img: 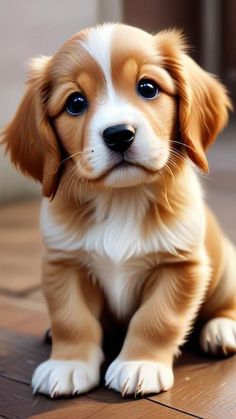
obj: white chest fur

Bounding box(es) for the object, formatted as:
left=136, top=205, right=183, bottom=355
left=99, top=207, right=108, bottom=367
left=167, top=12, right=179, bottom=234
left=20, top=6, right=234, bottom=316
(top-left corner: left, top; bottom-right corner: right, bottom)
left=41, top=177, right=205, bottom=318
left=87, top=252, right=155, bottom=318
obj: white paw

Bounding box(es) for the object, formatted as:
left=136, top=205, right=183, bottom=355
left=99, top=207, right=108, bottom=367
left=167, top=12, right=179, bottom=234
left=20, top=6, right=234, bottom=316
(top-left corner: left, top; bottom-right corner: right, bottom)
left=32, top=350, right=103, bottom=397
left=105, top=358, right=174, bottom=397
left=200, top=317, right=236, bottom=355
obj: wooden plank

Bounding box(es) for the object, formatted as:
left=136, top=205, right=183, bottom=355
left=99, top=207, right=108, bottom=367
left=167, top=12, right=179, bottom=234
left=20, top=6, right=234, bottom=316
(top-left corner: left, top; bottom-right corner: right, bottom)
left=0, top=291, right=46, bottom=313
left=0, top=200, right=42, bottom=294
left=0, top=294, right=49, bottom=336
left=92, top=401, right=193, bottom=419
left=32, top=397, right=189, bottom=419
left=0, top=330, right=50, bottom=384
left=148, top=350, right=236, bottom=419
left=28, top=289, right=47, bottom=305
left=86, top=388, right=199, bottom=418
left=0, top=377, right=104, bottom=419
left=0, top=377, right=189, bottom=419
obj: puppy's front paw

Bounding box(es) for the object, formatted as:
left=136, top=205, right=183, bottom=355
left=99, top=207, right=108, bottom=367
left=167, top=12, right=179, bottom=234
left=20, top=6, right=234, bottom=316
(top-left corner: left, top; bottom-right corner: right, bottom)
left=32, top=350, right=103, bottom=397
left=105, top=358, right=174, bottom=397
left=200, top=317, right=236, bottom=355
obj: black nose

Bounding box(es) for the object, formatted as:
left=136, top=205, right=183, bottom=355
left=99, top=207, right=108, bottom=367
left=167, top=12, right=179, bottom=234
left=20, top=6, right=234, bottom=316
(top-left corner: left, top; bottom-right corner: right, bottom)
left=103, top=124, right=135, bottom=152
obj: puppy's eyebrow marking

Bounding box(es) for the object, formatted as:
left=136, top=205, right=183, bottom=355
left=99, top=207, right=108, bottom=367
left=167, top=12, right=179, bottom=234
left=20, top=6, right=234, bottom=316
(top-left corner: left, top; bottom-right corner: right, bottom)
left=80, top=24, right=115, bottom=93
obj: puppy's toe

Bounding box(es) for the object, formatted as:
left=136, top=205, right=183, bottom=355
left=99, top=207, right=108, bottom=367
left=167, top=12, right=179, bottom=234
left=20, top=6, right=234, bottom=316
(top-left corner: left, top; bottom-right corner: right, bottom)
left=105, top=358, right=174, bottom=397
left=32, top=352, right=103, bottom=397
left=72, top=364, right=97, bottom=395
left=200, top=317, right=236, bottom=356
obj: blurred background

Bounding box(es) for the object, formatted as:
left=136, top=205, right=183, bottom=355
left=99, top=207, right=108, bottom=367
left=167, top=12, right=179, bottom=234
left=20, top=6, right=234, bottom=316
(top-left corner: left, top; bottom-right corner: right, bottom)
left=0, top=0, right=235, bottom=203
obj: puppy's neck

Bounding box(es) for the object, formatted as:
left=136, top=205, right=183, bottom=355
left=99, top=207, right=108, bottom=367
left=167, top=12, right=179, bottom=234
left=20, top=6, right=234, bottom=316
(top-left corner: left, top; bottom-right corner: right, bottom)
left=55, top=163, right=197, bottom=226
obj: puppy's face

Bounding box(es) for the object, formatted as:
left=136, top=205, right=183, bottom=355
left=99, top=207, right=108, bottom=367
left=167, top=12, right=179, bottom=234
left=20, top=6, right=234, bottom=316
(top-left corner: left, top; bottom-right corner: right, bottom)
left=49, top=25, right=177, bottom=190
left=2, top=24, right=231, bottom=197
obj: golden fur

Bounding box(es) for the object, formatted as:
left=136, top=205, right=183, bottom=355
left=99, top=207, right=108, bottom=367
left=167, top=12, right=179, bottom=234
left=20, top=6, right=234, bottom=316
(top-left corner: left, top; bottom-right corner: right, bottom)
left=2, top=24, right=235, bottom=397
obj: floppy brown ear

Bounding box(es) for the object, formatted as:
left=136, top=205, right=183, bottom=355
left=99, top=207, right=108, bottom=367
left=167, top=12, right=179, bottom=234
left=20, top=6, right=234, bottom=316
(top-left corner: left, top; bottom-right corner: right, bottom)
left=1, top=56, right=61, bottom=197
left=156, top=30, right=232, bottom=172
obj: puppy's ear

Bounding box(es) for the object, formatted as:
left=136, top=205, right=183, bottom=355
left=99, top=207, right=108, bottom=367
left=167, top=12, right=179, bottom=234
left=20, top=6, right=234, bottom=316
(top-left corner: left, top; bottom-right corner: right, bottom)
left=1, top=56, right=61, bottom=197
left=157, top=30, right=232, bottom=172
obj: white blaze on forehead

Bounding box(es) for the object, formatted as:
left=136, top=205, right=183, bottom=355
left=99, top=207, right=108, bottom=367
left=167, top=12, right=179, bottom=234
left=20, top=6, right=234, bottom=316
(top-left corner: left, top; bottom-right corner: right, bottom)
left=80, top=24, right=116, bottom=90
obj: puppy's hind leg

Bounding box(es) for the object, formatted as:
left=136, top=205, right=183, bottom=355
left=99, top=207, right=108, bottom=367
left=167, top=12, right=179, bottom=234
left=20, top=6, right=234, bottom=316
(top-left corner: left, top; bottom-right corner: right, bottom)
left=200, top=239, right=236, bottom=356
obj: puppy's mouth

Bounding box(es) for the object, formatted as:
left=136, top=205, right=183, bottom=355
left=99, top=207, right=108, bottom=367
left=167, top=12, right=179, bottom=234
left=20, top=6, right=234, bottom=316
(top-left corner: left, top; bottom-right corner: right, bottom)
left=91, top=157, right=157, bottom=187
left=106, top=157, right=156, bottom=176
left=113, top=159, right=137, bottom=170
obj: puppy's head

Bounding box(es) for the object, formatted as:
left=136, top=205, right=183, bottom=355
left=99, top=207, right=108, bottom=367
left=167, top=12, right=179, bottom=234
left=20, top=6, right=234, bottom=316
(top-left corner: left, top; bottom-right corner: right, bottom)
left=2, top=24, right=232, bottom=198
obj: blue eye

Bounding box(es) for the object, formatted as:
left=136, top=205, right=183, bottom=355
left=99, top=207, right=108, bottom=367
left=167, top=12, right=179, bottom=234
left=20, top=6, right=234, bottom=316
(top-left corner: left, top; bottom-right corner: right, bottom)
left=66, top=92, right=88, bottom=116
left=137, top=78, right=160, bottom=99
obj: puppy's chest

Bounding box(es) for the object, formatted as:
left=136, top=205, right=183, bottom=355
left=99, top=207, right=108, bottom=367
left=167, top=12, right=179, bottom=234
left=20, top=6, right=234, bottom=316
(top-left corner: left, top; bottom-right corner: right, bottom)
left=79, top=210, right=157, bottom=318
left=85, top=251, right=154, bottom=318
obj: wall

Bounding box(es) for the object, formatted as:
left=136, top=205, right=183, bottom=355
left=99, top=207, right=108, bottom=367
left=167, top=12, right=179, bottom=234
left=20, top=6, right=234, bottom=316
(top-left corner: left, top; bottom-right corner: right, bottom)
left=222, top=0, right=236, bottom=101
left=123, top=0, right=201, bottom=62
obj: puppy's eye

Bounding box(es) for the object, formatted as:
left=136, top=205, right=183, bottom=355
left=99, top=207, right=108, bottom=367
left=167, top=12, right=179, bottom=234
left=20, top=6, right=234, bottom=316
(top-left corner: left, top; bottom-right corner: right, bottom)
left=66, top=92, right=88, bottom=116
left=137, top=78, right=160, bottom=99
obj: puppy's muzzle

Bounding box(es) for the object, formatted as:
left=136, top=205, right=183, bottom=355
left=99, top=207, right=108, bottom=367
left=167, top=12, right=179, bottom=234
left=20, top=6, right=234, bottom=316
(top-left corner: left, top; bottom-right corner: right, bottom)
left=103, top=124, right=135, bottom=153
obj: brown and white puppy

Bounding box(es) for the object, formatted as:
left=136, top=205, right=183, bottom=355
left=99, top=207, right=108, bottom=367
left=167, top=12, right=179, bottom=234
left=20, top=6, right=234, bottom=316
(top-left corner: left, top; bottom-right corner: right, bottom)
left=2, top=23, right=235, bottom=398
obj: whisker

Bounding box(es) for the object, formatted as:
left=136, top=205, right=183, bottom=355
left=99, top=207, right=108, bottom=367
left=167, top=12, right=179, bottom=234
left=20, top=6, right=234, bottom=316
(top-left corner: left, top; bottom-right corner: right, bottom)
left=170, top=149, right=189, bottom=162
left=168, top=158, right=185, bottom=177
left=60, top=148, right=93, bottom=165
left=60, top=158, right=90, bottom=201
left=164, top=163, right=175, bottom=185
left=59, top=166, right=77, bottom=200
left=169, top=148, right=191, bottom=173
left=171, top=139, right=197, bottom=154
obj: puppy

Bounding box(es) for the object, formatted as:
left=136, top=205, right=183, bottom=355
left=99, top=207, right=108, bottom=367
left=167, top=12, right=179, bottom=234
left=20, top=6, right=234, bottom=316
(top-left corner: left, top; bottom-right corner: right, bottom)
left=2, top=23, right=235, bottom=398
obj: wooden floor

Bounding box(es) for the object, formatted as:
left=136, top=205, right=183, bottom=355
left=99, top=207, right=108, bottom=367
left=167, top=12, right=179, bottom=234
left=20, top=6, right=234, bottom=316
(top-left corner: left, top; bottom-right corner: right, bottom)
left=0, top=169, right=236, bottom=419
